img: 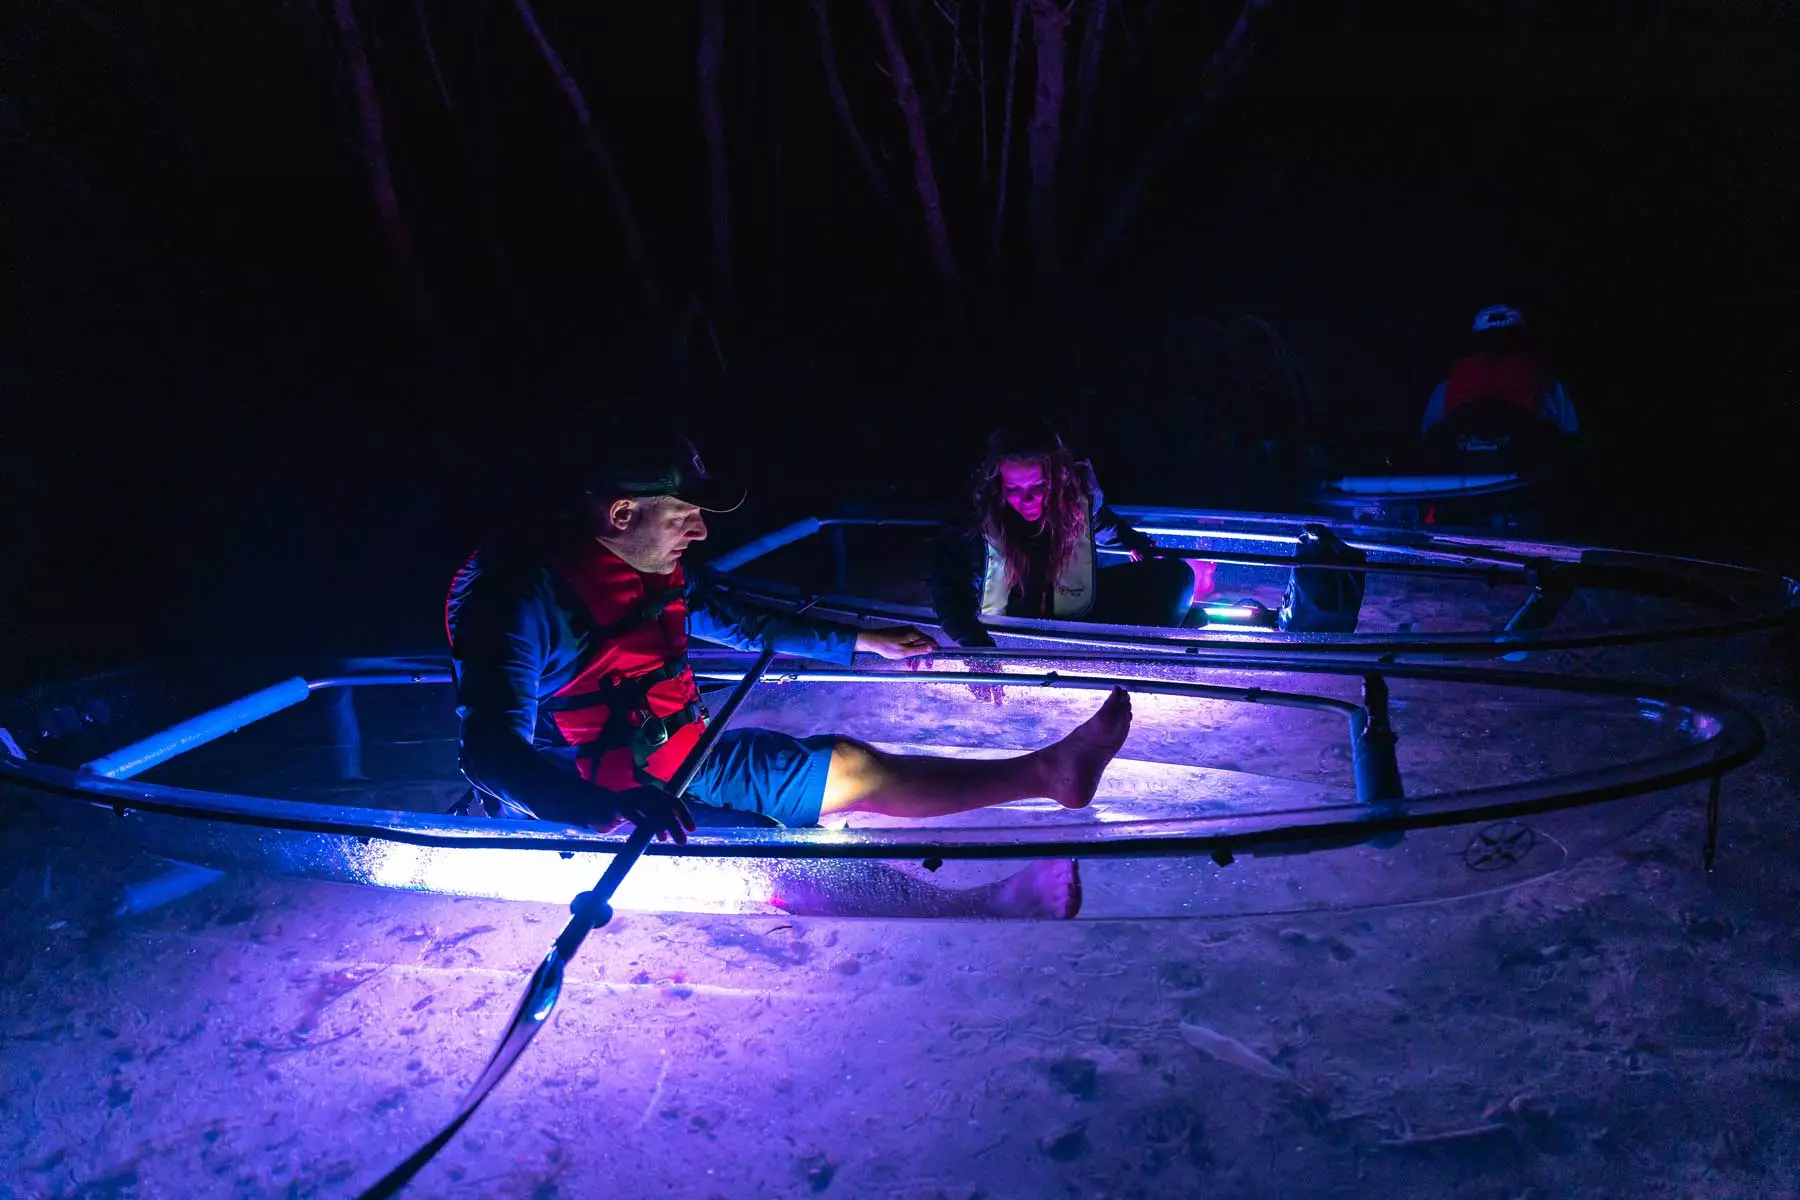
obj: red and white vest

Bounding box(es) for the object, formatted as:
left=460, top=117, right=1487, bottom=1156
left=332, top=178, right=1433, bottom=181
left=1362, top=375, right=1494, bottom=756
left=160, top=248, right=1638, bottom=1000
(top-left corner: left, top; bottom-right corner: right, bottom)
left=540, top=539, right=707, bottom=791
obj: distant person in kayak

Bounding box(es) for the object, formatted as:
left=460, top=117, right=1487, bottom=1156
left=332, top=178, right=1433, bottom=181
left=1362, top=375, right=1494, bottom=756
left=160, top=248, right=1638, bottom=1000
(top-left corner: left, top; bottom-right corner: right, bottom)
left=445, top=424, right=1132, bottom=881
left=1419, top=305, right=1578, bottom=463
left=932, top=422, right=1199, bottom=649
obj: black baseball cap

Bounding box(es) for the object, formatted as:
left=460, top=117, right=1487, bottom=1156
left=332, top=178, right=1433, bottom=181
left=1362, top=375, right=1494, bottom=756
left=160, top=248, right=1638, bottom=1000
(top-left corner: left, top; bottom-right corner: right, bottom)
left=582, top=430, right=746, bottom=513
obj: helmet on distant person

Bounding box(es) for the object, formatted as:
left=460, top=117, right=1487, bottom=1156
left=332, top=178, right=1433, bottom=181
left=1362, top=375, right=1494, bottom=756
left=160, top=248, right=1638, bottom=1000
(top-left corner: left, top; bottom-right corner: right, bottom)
left=1472, top=305, right=1525, bottom=333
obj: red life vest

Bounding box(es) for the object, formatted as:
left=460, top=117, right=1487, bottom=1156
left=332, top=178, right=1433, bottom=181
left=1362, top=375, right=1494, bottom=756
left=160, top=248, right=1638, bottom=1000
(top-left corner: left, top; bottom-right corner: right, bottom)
left=1443, top=350, right=1543, bottom=421
left=445, top=537, right=709, bottom=795
left=538, top=539, right=708, bottom=791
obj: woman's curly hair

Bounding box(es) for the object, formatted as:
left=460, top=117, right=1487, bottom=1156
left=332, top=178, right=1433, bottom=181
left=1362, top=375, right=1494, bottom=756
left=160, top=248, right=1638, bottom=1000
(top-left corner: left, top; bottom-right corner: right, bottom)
left=972, top=423, right=1093, bottom=597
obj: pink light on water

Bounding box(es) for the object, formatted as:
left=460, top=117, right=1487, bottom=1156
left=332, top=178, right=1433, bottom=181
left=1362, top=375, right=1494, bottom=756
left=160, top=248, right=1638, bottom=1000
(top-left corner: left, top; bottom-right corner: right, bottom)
left=1189, top=559, right=1218, bottom=601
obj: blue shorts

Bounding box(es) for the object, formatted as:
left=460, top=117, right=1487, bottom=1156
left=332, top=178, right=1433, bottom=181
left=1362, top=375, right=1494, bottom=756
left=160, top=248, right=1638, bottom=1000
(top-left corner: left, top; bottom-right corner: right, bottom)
left=684, top=727, right=839, bottom=828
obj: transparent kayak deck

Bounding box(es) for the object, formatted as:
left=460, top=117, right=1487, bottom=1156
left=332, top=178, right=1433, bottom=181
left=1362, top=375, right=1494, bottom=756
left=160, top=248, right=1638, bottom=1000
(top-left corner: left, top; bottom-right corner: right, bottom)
left=0, top=650, right=1763, bottom=919
left=700, top=505, right=1799, bottom=658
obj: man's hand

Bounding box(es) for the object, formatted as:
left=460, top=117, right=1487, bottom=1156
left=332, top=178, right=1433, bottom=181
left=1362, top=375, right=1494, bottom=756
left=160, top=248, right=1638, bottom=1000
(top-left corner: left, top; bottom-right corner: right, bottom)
left=855, top=626, right=940, bottom=660
left=591, top=786, right=697, bottom=845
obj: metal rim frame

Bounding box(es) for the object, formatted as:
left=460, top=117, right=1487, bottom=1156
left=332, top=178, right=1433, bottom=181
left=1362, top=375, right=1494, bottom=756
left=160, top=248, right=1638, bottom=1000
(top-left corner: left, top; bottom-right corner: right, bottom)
left=0, top=651, right=1765, bottom=864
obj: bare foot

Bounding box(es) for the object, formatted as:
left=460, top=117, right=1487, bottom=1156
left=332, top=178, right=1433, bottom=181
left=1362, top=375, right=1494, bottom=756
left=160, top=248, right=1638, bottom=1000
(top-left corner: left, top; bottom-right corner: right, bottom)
left=1037, top=686, right=1133, bottom=809
left=988, top=859, right=1083, bottom=920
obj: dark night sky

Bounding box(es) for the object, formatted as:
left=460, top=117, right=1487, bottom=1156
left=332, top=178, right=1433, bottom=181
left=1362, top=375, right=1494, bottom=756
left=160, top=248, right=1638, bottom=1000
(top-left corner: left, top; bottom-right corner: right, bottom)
left=2, top=0, right=1796, bottom=678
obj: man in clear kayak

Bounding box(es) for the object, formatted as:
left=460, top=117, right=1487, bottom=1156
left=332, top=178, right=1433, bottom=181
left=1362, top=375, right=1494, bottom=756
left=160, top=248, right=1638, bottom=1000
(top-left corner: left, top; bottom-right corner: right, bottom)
left=444, top=424, right=1133, bottom=860
left=1419, top=305, right=1578, bottom=468
left=932, top=422, right=1199, bottom=649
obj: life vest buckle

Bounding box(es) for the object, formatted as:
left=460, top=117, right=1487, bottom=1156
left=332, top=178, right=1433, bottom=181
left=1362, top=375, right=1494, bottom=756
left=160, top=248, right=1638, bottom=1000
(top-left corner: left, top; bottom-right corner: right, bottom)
left=638, top=712, right=671, bottom=751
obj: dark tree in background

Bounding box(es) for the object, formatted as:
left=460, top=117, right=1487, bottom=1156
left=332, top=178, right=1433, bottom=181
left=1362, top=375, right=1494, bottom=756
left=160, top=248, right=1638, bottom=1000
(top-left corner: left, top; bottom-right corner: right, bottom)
left=4, top=2, right=1302, bottom=456
left=1, top=0, right=1795, bottom=675
left=867, top=0, right=960, bottom=287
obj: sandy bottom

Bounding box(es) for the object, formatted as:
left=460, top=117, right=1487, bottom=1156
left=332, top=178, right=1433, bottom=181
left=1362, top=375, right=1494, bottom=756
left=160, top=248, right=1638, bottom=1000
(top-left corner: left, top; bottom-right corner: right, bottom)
left=2, top=623, right=1798, bottom=1198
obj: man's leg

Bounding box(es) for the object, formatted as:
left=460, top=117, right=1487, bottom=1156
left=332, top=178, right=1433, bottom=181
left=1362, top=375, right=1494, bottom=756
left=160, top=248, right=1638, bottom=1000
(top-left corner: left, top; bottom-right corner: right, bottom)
left=819, top=687, right=1132, bottom=819
left=771, top=860, right=1082, bottom=920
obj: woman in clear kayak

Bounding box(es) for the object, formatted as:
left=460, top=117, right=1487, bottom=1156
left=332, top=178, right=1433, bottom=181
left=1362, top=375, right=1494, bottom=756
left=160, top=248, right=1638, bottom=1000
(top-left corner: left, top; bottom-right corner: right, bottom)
left=933, top=422, right=1200, bottom=648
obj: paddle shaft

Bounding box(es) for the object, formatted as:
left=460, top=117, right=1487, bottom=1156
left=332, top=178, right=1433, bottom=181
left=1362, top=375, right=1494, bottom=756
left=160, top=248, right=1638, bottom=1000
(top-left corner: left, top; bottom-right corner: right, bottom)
left=356, top=645, right=780, bottom=1199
